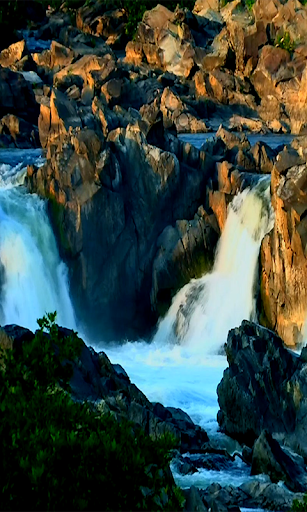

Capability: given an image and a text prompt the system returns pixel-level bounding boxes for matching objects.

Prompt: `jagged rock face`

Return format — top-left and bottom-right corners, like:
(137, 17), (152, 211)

(28, 90), (216, 340)
(260, 144), (307, 347)
(217, 320), (307, 458)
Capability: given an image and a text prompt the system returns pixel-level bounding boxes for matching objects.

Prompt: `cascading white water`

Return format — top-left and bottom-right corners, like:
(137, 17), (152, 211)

(99, 180), (275, 489)
(0, 152), (76, 332)
(153, 180), (274, 354)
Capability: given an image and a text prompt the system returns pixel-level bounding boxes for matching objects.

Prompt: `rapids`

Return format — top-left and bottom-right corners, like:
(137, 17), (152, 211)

(0, 148), (274, 489)
(97, 180), (274, 488)
(0, 150), (76, 332)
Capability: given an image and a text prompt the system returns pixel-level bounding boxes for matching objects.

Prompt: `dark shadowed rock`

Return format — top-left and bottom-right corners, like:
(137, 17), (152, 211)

(217, 320), (307, 458)
(151, 206), (219, 317)
(251, 430), (307, 492)
(184, 486), (208, 512)
(200, 479), (305, 512)
(0, 114), (39, 149)
(0, 68), (39, 124)
(28, 91), (215, 340)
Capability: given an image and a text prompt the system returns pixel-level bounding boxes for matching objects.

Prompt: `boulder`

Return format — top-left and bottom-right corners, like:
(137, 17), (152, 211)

(251, 429), (307, 492)
(217, 320), (307, 458)
(0, 40), (29, 69)
(160, 87), (208, 133)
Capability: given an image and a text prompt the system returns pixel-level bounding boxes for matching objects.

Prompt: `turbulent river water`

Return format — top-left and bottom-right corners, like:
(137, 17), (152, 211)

(0, 144), (274, 490)
(0, 149), (76, 332)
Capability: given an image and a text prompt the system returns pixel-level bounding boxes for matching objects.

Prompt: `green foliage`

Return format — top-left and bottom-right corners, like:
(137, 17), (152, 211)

(221, 0), (255, 10)
(244, 0), (256, 10)
(0, 314), (183, 511)
(275, 31), (296, 54)
(292, 494), (307, 511)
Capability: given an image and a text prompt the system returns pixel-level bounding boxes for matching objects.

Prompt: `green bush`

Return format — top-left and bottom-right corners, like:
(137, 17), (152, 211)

(0, 313), (183, 511)
(292, 494), (307, 511)
(275, 31), (296, 54)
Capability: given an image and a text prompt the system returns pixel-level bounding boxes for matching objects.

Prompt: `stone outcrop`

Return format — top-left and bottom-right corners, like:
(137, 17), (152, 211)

(217, 320), (307, 458)
(28, 90), (216, 340)
(260, 141), (307, 347)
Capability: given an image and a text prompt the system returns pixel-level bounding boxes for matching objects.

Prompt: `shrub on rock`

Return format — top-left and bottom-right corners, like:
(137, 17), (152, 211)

(0, 314), (183, 511)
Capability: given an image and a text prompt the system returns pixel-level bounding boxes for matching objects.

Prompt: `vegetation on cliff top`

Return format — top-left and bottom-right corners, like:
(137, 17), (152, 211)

(0, 313), (183, 511)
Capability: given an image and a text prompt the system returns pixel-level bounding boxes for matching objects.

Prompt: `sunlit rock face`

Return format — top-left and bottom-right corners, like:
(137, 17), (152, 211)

(260, 141), (307, 348)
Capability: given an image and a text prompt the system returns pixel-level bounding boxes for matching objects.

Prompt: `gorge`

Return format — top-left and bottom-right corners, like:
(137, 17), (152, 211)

(2, 0), (307, 509)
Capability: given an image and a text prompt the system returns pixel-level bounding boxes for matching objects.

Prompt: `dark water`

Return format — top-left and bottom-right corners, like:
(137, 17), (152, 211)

(178, 132), (298, 150)
(0, 149), (43, 167)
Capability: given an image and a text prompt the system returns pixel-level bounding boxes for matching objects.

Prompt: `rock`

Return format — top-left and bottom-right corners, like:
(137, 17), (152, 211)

(76, 4), (127, 47)
(151, 206), (218, 317)
(0, 325), (34, 353)
(215, 126), (250, 151)
(198, 27), (232, 72)
(260, 145), (307, 347)
(193, 0), (220, 18)
(199, 478), (305, 512)
(0, 114), (39, 149)
(160, 87), (208, 133)
(251, 430), (307, 492)
(38, 89), (82, 147)
(125, 4), (196, 78)
(184, 486), (207, 512)
(50, 40), (75, 69)
(29, 101), (214, 340)
(228, 115), (266, 133)
(217, 320), (307, 458)
(250, 141), (276, 173)
(54, 53), (115, 93)
(0, 68), (39, 125)
(253, 0), (281, 25)
(240, 481), (304, 512)
(201, 483), (250, 512)
(0, 40), (29, 69)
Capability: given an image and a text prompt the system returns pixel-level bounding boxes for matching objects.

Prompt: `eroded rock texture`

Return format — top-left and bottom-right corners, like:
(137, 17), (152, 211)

(217, 320), (307, 458)
(260, 143), (307, 347)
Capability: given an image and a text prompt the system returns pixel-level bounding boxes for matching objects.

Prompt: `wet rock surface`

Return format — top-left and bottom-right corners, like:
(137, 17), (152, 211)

(217, 320), (307, 461)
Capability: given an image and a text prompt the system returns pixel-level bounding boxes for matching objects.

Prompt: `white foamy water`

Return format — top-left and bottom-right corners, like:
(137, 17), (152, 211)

(153, 180), (274, 354)
(0, 151), (76, 332)
(96, 183), (274, 488)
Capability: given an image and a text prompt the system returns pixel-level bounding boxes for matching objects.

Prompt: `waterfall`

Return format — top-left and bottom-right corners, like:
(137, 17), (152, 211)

(153, 179), (274, 354)
(0, 153), (76, 332)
